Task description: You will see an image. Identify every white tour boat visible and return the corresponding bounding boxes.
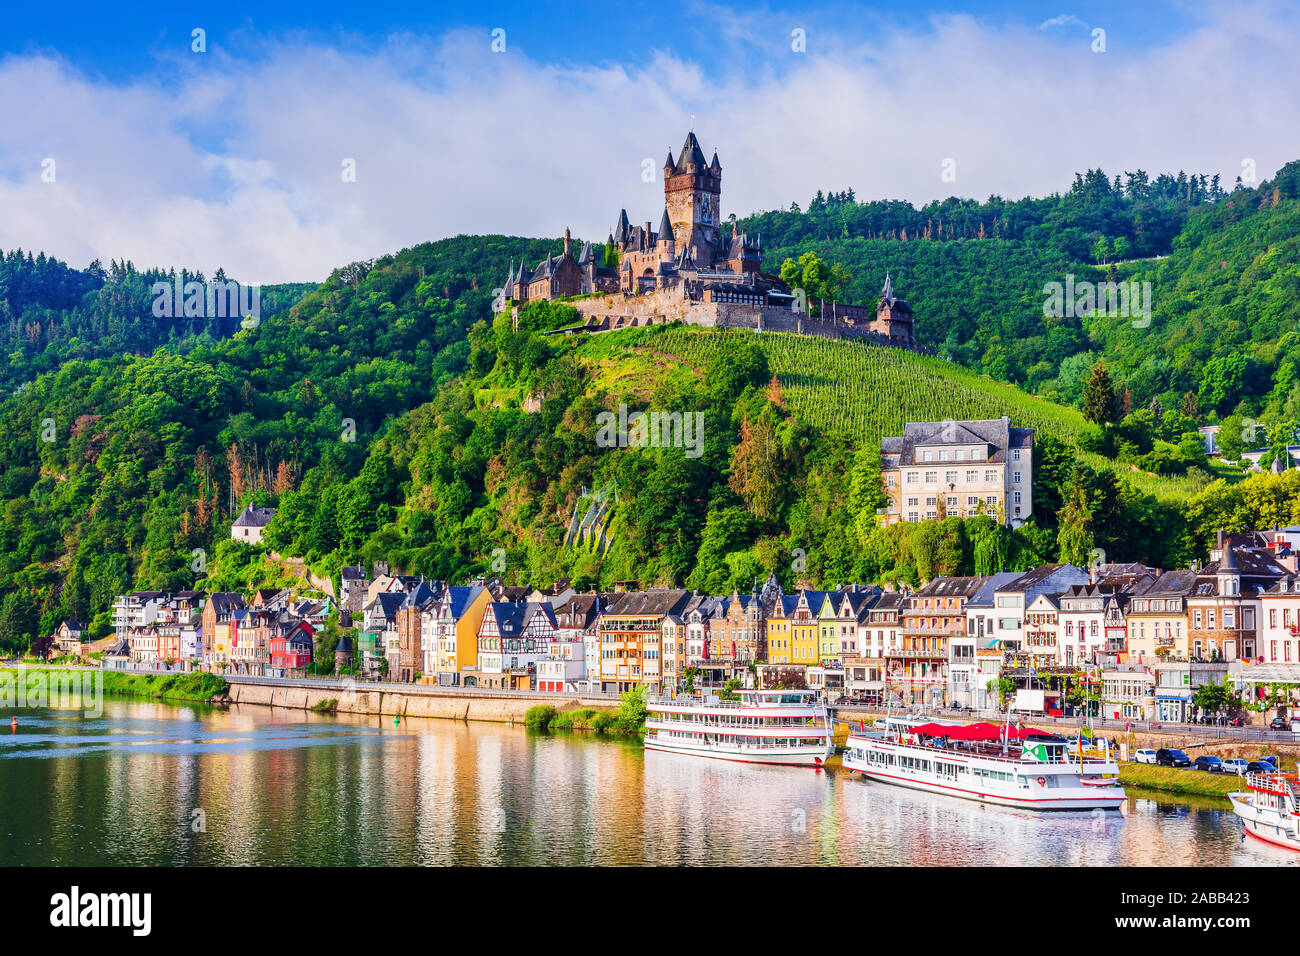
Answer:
[843,719,1126,810]
[1229,772,1300,850]
[644,689,833,767]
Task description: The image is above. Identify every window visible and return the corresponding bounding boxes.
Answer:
[924,472,938,483]
[1013,449,1021,460]
[965,470,977,482]
[906,473,918,485]
[1193,609,1202,628]
[945,471,957,484]
[922,450,933,462]
[1013,471,1022,483]
[984,470,997,483]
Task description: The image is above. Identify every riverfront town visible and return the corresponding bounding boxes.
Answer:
[35,415,1300,734]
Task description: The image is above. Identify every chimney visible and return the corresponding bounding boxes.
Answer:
[563,227,571,258]
[1217,528,1224,549]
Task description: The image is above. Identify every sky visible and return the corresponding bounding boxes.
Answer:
[0,0,1296,284]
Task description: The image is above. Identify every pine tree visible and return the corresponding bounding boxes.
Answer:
[1082,364,1120,424]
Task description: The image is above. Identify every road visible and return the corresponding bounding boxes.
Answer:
[829,703,1300,746]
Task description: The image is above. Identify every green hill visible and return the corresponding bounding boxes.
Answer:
[4,160,1300,654]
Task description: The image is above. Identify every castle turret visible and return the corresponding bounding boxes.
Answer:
[657,208,675,251]
[665,131,721,268]
[874,273,915,345]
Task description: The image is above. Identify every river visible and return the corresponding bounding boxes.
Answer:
[1,698,1294,866]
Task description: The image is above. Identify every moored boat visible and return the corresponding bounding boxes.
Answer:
[644,689,833,767]
[843,719,1126,810]
[1229,772,1300,850]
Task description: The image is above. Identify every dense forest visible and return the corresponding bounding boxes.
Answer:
[1,160,1298,654]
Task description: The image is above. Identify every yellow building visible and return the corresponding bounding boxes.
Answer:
[434,585,491,686]
[790,591,830,666]
[765,596,797,664]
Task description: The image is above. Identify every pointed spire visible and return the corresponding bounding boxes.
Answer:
[710,149,721,172]
[882,272,894,303]
[658,208,674,245]
[664,148,675,169]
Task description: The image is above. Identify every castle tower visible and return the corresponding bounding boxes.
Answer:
[665,132,721,268]
[657,208,675,253]
[874,273,915,345]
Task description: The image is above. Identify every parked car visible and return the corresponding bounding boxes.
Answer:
[1270,717,1291,731]
[1155,748,1191,767]
[1260,755,1280,769]
[1222,758,1249,775]
[1133,749,1158,764]
[1192,755,1224,773]
[1246,761,1275,774]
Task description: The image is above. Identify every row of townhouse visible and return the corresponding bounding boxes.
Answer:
[103,587,328,674]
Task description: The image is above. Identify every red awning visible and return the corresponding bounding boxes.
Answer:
[907,722,1063,742]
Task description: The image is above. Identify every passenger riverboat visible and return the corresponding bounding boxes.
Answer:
[843,720,1126,810]
[1229,772,1300,850]
[644,689,833,767]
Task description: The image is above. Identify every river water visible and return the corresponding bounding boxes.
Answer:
[1,699,1293,866]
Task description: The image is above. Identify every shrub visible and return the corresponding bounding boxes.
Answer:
[525,704,558,730]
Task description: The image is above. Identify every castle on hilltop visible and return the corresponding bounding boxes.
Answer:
[504,131,920,349]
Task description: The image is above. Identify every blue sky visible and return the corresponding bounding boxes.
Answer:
[0,1,1295,281]
[0,1,1201,79]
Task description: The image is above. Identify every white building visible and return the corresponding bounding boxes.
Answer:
[881,417,1035,528]
[1259,574,1300,664]
[231,505,276,545]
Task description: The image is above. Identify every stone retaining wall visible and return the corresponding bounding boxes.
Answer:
[227,681,614,724]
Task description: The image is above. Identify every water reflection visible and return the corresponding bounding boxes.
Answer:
[1,700,1294,867]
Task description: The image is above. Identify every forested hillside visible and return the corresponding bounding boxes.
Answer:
[1,161,1298,655]
[740,160,1300,420]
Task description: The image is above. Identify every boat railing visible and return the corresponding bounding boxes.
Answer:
[648,696,821,710]
[848,735,1117,767]
[1246,772,1299,797]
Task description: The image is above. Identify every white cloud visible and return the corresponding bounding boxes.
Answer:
[1039,14,1088,30]
[0,5,1297,283]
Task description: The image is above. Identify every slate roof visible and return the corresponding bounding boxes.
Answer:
[208,592,246,615]
[604,589,691,618]
[914,576,989,599]
[233,505,276,528]
[998,565,1084,593]
[671,131,709,174]
[657,208,674,244]
[1134,569,1200,599]
[879,273,911,313]
[965,571,1025,608]
[882,417,1034,468]
[442,585,485,619]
